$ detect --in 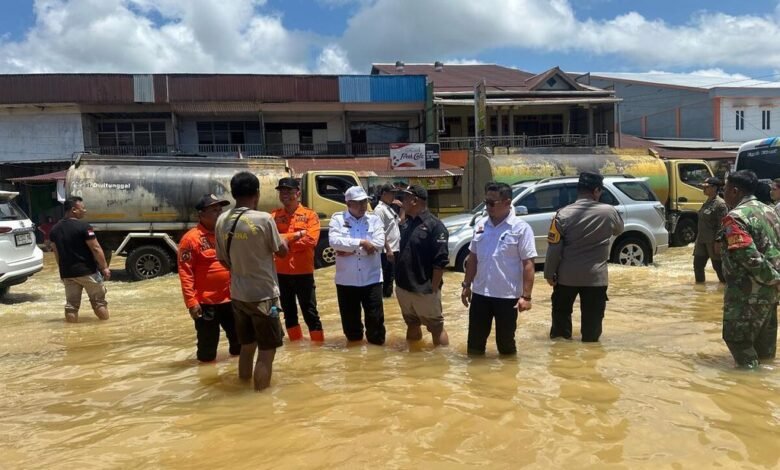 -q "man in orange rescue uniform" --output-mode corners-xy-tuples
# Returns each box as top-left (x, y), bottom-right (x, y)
(178, 194), (240, 361)
(271, 177), (324, 341)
